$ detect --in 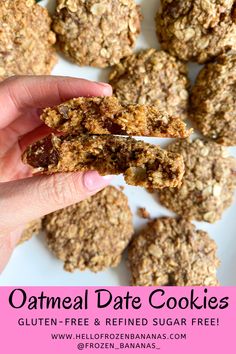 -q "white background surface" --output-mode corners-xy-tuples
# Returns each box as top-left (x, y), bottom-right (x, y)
(1, 0), (236, 286)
